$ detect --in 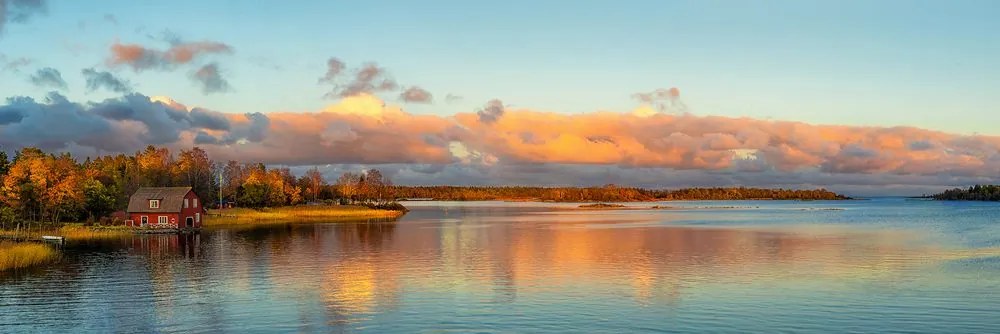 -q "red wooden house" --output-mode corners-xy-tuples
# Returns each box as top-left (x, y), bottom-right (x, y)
(125, 187), (204, 229)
